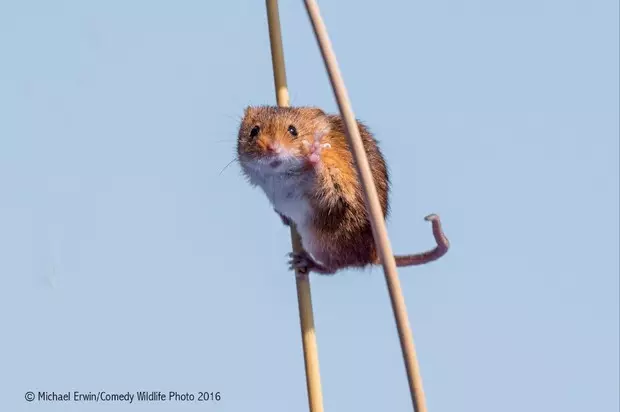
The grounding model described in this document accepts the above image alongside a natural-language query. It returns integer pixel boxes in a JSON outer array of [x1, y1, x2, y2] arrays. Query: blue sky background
[[1, 1, 618, 411]]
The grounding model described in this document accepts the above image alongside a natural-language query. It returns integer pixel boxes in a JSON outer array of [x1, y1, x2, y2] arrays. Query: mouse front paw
[[303, 136, 331, 166]]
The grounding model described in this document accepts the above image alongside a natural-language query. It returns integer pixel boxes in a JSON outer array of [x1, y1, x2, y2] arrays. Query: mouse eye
[[288, 125, 298, 137], [249, 125, 260, 139]]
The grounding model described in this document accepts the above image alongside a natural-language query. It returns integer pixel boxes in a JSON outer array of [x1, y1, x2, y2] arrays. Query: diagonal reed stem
[[302, 1, 429, 410]]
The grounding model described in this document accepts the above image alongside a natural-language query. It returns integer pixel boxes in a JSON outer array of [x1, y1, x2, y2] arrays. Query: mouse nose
[[267, 142, 281, 154]]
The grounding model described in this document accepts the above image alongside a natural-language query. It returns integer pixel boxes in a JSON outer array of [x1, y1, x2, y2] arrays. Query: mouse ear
[[243, 106, 256, 117], [306, 107, 325, 117]]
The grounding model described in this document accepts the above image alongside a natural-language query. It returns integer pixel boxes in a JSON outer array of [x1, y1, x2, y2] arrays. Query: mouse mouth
[[269, 159, 282, 168], [245, 152, 301, 174], [257, 152, 286, 168]]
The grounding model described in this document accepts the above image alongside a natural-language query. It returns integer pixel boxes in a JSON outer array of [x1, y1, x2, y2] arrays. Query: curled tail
[[393, 214, 450, 266]]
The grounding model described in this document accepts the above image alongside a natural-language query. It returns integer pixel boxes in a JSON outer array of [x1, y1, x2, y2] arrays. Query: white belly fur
[[241, 157, 325, 264], [257, 175, 322, 263]]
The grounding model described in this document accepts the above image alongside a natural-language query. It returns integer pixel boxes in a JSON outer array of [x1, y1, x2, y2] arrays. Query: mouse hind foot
[[288, 250, 336, 276]]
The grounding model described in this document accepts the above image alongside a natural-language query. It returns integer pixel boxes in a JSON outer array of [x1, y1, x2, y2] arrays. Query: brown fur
[[237, 105, 448, 275], [306, 114, 389, 270]]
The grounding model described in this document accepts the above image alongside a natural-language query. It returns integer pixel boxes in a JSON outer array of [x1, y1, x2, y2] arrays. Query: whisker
[[221, 112, 243, 123], [219, 158, 239, 175]]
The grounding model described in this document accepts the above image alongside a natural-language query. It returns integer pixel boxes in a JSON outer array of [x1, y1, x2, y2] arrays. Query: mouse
[[236, 105, 449, 276]]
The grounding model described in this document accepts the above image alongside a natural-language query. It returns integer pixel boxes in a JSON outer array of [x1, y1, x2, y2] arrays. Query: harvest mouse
[[236, 105, 449, 275]]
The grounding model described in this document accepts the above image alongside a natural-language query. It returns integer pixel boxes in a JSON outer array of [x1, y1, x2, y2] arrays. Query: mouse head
[[237, 105, 330, 174]]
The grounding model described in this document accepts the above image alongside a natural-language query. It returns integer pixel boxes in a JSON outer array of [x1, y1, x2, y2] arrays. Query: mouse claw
[[289, 251, 318, 276], [287, 251, 336, 275], [288, 251, 309, 271]]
